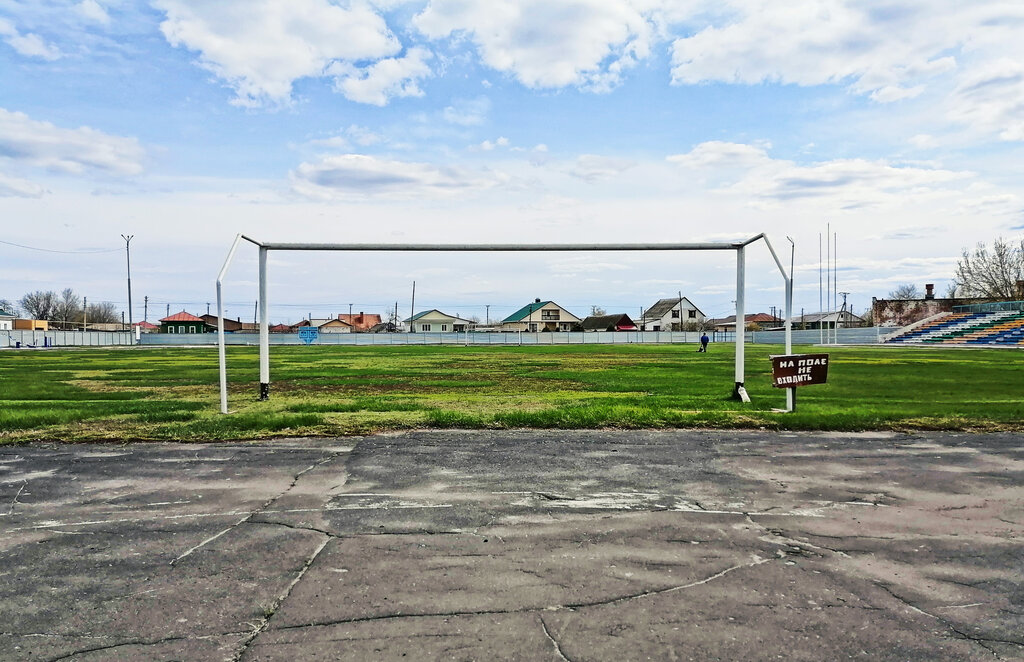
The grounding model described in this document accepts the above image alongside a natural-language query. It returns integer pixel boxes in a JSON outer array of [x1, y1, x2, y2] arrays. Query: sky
[[2, 0, 1023, 325]]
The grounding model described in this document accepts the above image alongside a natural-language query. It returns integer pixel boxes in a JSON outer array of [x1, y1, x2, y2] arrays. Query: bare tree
[[953, 237, 1024, 298], [888, 284, 921, 300], [86, 301, 120, 324], [590, 305, 606, 316], [0, 298, 17, 315], [53, 288, 82, 329], [19, 290, 58, 320]]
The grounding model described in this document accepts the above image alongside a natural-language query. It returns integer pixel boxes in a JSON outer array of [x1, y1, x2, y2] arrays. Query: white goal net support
[[216, 234, 794, 414]]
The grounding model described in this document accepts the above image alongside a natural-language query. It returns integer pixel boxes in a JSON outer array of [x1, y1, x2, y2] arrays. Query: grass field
[[1, 343, 1022, 442]]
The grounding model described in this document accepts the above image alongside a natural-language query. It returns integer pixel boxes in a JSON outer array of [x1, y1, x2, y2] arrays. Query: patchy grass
[[0, 343, 1022, 443]]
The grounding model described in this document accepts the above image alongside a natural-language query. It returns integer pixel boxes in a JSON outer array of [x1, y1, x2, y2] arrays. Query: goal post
[[216, 234, 793, 413]]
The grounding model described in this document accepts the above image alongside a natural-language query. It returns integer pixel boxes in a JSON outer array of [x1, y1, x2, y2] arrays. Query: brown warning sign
[[770, 353, 829, 388]]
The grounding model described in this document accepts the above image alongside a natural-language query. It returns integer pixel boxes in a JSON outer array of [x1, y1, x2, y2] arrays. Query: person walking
[[698, 332, 709, 352]]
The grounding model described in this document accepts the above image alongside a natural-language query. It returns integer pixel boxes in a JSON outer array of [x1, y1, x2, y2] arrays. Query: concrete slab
[[0, 430, 1021, 661]]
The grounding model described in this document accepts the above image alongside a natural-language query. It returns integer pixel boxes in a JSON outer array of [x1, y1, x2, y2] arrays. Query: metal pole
[[121, 234, 133, 343], [217, 233, 245, 414], [734, 246, 748, 401], [258, 246, 269, 401]]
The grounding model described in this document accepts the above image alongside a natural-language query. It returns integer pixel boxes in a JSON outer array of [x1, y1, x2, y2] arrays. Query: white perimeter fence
[[2, 327, 888, 349], [2, 329, 133, 348], [137, 328, 886, 346]]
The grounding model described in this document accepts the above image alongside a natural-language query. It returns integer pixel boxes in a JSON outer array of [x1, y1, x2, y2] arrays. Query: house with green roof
[[405, 309, 473, 333], [500, 299, 581, 332]]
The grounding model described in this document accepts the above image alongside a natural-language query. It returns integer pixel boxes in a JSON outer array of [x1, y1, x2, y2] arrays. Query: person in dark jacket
[[698, 332, 709, 352]]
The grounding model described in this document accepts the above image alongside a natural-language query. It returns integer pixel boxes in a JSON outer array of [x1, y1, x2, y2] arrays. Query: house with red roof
[[132, 320, 159, 334], [336, 312, 382, 332], [159, 311, 206, 334]]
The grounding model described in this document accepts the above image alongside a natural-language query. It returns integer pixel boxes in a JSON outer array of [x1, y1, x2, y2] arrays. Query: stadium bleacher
[[885, 307, 1024, 346]]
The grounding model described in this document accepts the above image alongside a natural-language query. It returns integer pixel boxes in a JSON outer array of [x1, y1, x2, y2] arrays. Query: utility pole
[[144, 295, 148, 322], [166, 303, 170, 317], [409, 281, 416, 332], [207, 302, 211, 315], [253, 300, 258, 324], [485, 304, 490, 326], [83, 296, 87, 332], [121, 234, 134, 337]]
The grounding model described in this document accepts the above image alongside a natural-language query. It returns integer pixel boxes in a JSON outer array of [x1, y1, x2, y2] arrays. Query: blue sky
[[2, 0, 1023, 324]]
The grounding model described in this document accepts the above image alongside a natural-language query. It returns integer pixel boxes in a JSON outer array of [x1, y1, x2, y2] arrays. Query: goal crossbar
[[216, 234, 793, 413]]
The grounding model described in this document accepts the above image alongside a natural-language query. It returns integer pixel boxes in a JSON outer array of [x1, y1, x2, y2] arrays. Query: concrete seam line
[[231, 535, 333, 662], [1, 480, 27, 517], [170, 515, 249, 566], [272, 556, 779, 633], [538, 614, 572, 662], [41, 632, 251, 662]]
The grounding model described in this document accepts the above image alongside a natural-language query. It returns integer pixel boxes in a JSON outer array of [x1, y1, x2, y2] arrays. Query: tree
[[53, 288, 82, 328], [0, 298, 17, 315], [888, 284, 921, 300], [953, 237, 1024, 299], [590, 305, 606, 316], [19, 290, 58, 320], [86, 301, 120, 325]]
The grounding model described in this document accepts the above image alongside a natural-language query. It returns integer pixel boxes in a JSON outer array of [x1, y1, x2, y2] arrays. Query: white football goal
[[215, 234, 794, 414]]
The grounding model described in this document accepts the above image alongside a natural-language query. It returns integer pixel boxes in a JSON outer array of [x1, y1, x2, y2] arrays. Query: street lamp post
[[121, 234, 134, 341]]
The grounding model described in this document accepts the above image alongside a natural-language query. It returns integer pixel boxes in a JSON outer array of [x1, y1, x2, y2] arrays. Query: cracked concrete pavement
[[0, 430, 1021, 661]]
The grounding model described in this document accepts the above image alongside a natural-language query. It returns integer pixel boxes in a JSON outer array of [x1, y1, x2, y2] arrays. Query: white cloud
[[476, 137, 510, 151], [0, 172, 45, 198], [155, 0, 404, 107], [668, 1, 1024, 141], [668, 141, 976, 207], [0, 108, 144, 176], [330, 47, 433, 106], [414, 0, 658, 90], [0, 17, 61, 60], [290, 153, 505, 199], [568, 154, 637, 181], [947, 58, 1024, 142], [443, 96, 491, 126], [75, 0, 111, 25]]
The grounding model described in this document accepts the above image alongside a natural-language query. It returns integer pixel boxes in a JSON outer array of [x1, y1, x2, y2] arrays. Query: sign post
[[769, 353, 829, 412], [298, 326, 319, 345]]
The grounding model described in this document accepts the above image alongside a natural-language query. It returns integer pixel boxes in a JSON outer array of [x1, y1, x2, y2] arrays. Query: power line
[[0, 239, 120, 254]]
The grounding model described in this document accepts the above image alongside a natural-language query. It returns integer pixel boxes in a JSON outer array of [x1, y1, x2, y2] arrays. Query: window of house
[[529, 323, 537, 332], [671, 310, 680, 318], [178, 325, 185, 333], [422, 324, 431, 331], [441, 324, 448, 331], [688, 310, 697, 318], [541, 310, 559, 320]]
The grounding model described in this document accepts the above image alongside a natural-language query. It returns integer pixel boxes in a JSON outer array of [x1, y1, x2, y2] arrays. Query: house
[[294, 318, 353, 334], [336, 312, 382, 332], [0, 307, 15, 331], [200, 314, 243, 332], [268, 323, 293, 333], [160, 311, 205, 334], [369, 321, 400, 333], [580, 313, 637, 332], [798, 310, 866, 329], [640, 297, 705, 331], [14, 319, 48, 331], [133, 321, 159, 334], [706, 313, 777, 332], [500, 299, 581, 332], [405, 309, 474, 333]]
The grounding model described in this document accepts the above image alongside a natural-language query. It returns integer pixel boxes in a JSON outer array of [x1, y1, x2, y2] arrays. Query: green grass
[[0, 343, 1021, 442]]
